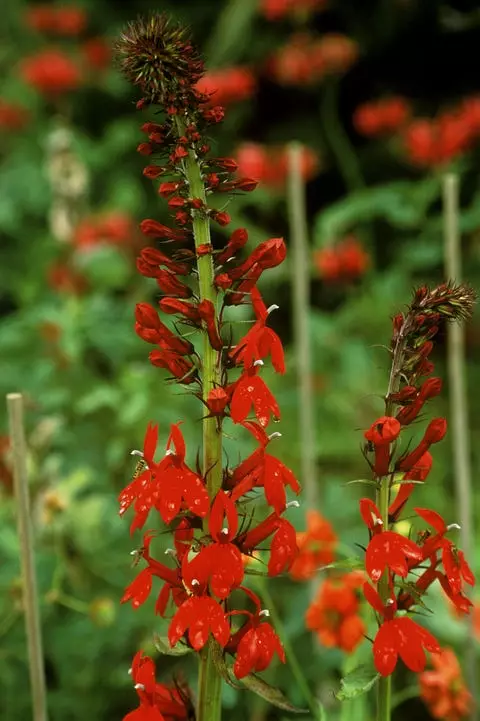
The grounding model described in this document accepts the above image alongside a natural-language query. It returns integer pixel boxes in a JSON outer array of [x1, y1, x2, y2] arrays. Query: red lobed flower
[[365, 530, 423, 582], [231, 286, 285, 373], [306, 573, 365, 652], [81, 37, 111, 72], [233, 621, 285, 679], [168, 595, 230, 650], [289, 510, 337, 581], [314, 236, 370, 283], [364, 582, 440, 676], [230, 363, 281, 427], [124, 650, 189, 721], [354, 97, 411, 137], [196, 67, 256, 106], [21, 49, 83, 94], [420, 647, 473, 721]]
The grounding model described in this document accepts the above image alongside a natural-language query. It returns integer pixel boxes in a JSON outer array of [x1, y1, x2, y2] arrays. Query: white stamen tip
[[164, 548, 177, 556], [259, 609, 270, 617], [130, 449, 144, 457], [267, 304, 279, 314], [130, 550, 138, 556], [286, 500, 300, 509], [128, 668, 132, 676], [134, 683, 145, 691], [386, 599, 395, 606], [191, 579, 200, 586], [165, 449, 175, 456], [447, 523, 461, 531], [374, 517, 384, 526], [221, 528, 230, 535], [253, 359, 264, 367], [268, 432, 282, 440]]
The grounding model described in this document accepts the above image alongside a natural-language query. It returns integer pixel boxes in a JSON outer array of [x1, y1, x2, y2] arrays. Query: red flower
[[314, 236, 370, 282], [233, 621, 285, 679], [230, 422, 299, 514], [230, 363, 280, 427], [365, 530, 423, 582], [238, 512, 298, 575], [354, 97, 411, 137], [168, 595, 230, 650], [25, 5, 87, 35], [364, 416, 401, 476], [140, 219, 186, 242], [119, 423, 209, 531], [389, 451, 433, 519], [21, 50, 82, 94], [181, 491, 244, 599], [231, 287, 285, 373], [196, 67, 256, 106], [289, 510, 337, 581], [149, 349, 196, 383], [420, 647, 473, 721], [0, 100, 29, 131], [261, 0, 326, 21], [364, 583, 440, 676], [306, 573, 365, 652], [124, 651, 189, 721], [82, 37, 111, 72]]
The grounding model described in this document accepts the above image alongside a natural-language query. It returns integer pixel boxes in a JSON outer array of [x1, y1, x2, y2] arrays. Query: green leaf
[[319, 557, 364, 572], [153, 635, 192, 657], [336, 664, 380, 701], [344, 478, 379, 488], [240, 673, 309, 714], [204, 0, 259, 67]]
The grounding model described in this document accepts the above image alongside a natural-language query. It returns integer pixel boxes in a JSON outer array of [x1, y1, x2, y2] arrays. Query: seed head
[[114, 14, 204, 106]]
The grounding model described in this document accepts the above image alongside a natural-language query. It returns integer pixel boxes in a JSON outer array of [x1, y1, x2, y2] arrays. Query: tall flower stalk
[[359, 283, 476, 721], [115, 15, 300, 721]]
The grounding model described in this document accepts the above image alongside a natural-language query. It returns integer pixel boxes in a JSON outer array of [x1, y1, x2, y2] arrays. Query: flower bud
[[424, 418, 447, 444]]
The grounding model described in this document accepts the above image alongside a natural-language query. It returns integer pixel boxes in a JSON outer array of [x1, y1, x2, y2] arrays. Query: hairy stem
[[182, 125, 223, 721]]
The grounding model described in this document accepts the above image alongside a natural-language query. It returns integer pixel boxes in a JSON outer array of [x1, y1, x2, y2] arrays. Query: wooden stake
[[7, 393, 48, 721], [442, 175, 477, 721]]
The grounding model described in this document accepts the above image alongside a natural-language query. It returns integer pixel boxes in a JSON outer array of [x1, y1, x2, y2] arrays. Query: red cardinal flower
[[21, 50, 82, 95], [231, 287, 285, 373], [124, 651, 189, 721], [181, 491, 244, 599], [230, 422, 299, 514], [230, 363, 280, 427], [196, 67, 256, 106], [365, 530, 423, 582], [168, 595, 230, 650], [119, 423, 209, 531], [233, 620, 285, 679], [306, 573, 365, 652], [364, 583, 440, 676], [289, 510, 337, 581], [238, 511, 298, 575], [420, 647, 473, 721], [364, 416, 401, 476]]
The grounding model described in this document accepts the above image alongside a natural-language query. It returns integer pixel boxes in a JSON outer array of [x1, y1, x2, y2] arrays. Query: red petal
[[143, 422, 158, 465], [394, 617, 428, 672], [268, 520, 297, 575], [209, 490, 238, 541], [157, 482, 183, 524], [373, 621, 398, 676], [458, 550, 475, 586], [362, 582, 384, 614], [167, 423, 186, 460], [359, 497, 382, 530], [121, 568, 153, 609], [230, 379, 253, 424], [181, 469, 209, 518], [414, 507, 447, 534], [155, 584, 171, 617]]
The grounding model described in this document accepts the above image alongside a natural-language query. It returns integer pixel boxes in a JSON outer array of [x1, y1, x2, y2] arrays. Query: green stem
[[321, 78, 365, 194], [258, 581, 325, 720], [181, 124, 223, 721]]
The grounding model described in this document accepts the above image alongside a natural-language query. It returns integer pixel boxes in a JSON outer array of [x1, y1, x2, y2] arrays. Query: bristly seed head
[[114, 13, 204, 106]]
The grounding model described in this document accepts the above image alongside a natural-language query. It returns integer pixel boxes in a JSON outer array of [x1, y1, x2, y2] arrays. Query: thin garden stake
[[287, 141, 318, 509], [7, 393, 48, 721], [442, 174, 478, 721]]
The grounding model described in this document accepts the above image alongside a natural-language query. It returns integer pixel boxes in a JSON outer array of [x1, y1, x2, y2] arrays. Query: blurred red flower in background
[[420, 647, 472, 721], [73, 213, 134, 252], [25, 5, 87, 36], [261, 0, 327, 21], [314, 235, 370, 283], [267, 33, 358, 86], [289, 510, 337, 581], [306, 572, 365, 652], [81, 37, 112, 72], [236, 142, 318, 187], [47, 262, 88, 294], [196, 67, 256, 106], [354, 97, 411, 137], [0, 100, 29, 131], [21, 49, 82, 94]]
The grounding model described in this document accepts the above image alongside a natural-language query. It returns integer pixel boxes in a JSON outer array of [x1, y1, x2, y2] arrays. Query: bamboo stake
[[7, 393, 48, 721], [442, 175, 477, 721], [287, 142, 318, 509]]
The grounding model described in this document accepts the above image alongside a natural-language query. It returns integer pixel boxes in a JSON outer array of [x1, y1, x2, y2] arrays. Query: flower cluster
[[353, 96, 411, 138], [420, 647, 473, 721], [306, 572, 365, 653], [314, 235, 370, 283], [266, 32, 358, 87], [196, 67, 256, 107], [236, 142, 319, 189], [115, 14, 300, 718], [20, 3, 111, 96], [360, 284, 476, 677]]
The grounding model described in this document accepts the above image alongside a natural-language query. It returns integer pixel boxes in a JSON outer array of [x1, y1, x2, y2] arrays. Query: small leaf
[[336, 664, 380, 701], [319, 557, 364, 572], [240, 673, 309, 713], [153, 634, 192, 656], [345, 479, 379, 488]]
